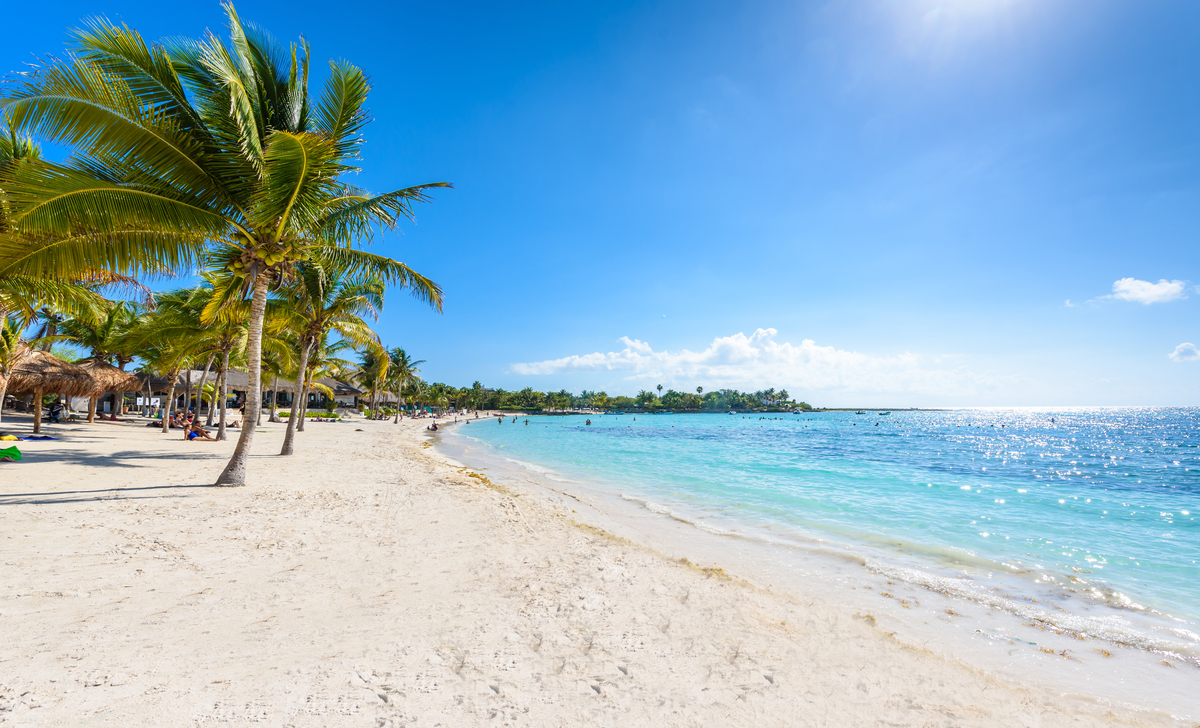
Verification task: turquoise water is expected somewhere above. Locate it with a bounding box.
[452,408,1200,639]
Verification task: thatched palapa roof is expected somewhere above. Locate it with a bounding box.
[76,359,143,395]
[4,348,96,397]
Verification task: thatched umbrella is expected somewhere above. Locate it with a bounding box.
[4,349,94,434]
[77,359,143,423]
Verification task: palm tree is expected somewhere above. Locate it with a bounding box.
[0,5,444,485]
[0,315,30,422]
[405,379,428,415]
[152,282,250,439]
[388,348,425,422]
[137,334,204,433]
[259,338,296,424]
[276,265,390,454]
[358,344,390,416]
[696,386,703,396]
[54,301,142,421]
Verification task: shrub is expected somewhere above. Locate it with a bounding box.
[274,411,341,420]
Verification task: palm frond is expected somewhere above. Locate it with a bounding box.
[314,61,370,160]
[317,183,451,242]
[0,228,205,279]
[315,247,443,312]
[2,159,230,240]
[254,130,344,240]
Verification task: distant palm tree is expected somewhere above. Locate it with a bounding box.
[359,343,390,416]
[388,348,424,421]
[54,301,142,421]
[696,386,703,395]
[276,265,387,454]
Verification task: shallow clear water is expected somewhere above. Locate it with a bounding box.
[454,408,1200,637]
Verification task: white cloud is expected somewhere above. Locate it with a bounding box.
[1169,343,1200,362]
[512,329,1007,397]
[1108,278,1188,304]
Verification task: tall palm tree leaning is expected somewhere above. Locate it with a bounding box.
[0,5,445,485]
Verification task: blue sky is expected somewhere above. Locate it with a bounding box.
[8,0,1199,405]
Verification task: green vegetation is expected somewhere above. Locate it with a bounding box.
[277,411,340,420]
[406,385,812,413]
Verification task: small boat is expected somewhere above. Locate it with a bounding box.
[728,411,737,415]
[855,411,866,415]
[879,411,891,416]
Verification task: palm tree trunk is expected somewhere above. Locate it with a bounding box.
[32,389,43,434]
[217,275,269,486]
[161,379,177,434]
[196,353,215,424]
[87,396,97,423]
[216,350,230,441]
[184,368,194,416]
[269,376,278,423]
[0,379,7,424]
[297,367,313,432]
[393,391,401,423]
[280,340,311,456]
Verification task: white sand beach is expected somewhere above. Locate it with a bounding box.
[0,415,1169,727]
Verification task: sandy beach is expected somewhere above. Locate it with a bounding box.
[0,415,1169,727]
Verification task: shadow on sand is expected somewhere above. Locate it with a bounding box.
[0,482,218,506]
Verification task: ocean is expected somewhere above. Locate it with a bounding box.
[440,407,1199,710]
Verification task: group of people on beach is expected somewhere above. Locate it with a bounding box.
[160,408,242,441]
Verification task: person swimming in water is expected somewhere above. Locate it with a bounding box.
[585,419,591,425]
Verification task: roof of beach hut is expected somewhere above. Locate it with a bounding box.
[76,359,143,395]
[3,348,96,397]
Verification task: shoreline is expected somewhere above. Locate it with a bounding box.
[437,414,1197,722]
[0,412,1181,726]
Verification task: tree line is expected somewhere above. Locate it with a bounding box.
[427,383,813,413]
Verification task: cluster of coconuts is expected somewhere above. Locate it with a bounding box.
[224,232,308,276]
